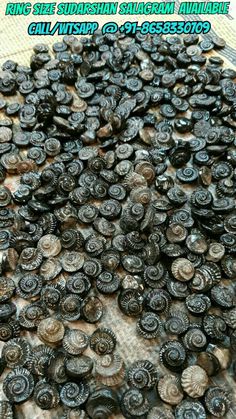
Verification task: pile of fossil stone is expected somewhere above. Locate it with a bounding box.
[0,31,235,418]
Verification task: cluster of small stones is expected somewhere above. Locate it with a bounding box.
[0,31,235,418]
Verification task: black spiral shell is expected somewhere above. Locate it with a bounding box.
[203,314,227,340]
[127,360,157,389]
[159,340,186,372]
[0,320,20,342]
[63,329,89,356]
[143,262,167,288]
[121,388,150,418]
[175,400,206,419]
[66,273,91,297]
[167,278,189,299]
[185,294,211,315]
[3,367,34,403]
[60,381,89,408]
[96,271,120,294]
[33,380,60,410]
[16,274,43,300]
[183,327,207,352]
[19,302,49,329]
[59,294,82,321]
[145,289,171,314]
[41,284,64,310]
[19,247,43,271]
[27,344,55,376]
[204,386,231,417]
[165,311,190,335]
[118,289,143,317]
[136,311,163,339]
[83,258,102,277]
[61,229,85,250]
[90,328,116,355]
[2,338,31,368]
[78,204,98,224]
[86,387,119,419]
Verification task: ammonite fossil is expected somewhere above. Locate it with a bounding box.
[63,329,89,356]
[175,400,207,419]
[159,340,186,372]
[60,381,89,408]
[37,317,65,346]
[65,355,93,380]
[204,386,231,417]
[121,388,150,418]
[94,354,125,386]
[33,380,60,410]
[118,288,143,317]
[16,274,43,300]
[59,294,82,321]
[136,311,163,339]
[183,327,207,352]
[90,328,116,355]
[3,367,34,403]
[181,365,209,398]
[2,338,31,368]
[86,387,119,419]
[158,374,183,405]
[127,360,157,389]
[165,310,189,335]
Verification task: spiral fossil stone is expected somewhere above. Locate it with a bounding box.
[158,374,183,405]
[37,317,65,346]
[204,386,231,417]
[60,381,89,408]
[33,380,60,410]
[121,387,150,418]
[181,365,209,398]
[0,31,235,417]
[127,359,157,389]
[2,338,31,368]
[3,367,34,403]
[62,329,89,355]
[90,328,116,355]
[95,354,125,386]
